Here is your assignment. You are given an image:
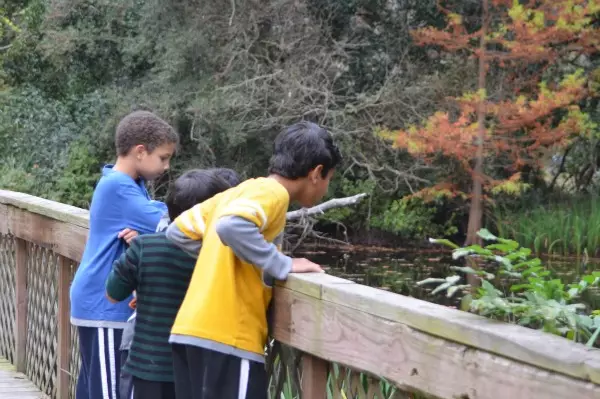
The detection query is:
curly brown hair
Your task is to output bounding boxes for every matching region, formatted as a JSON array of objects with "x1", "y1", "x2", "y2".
[{"x1": 115, "y1": 110, "x2": 179, "y2": 156}]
